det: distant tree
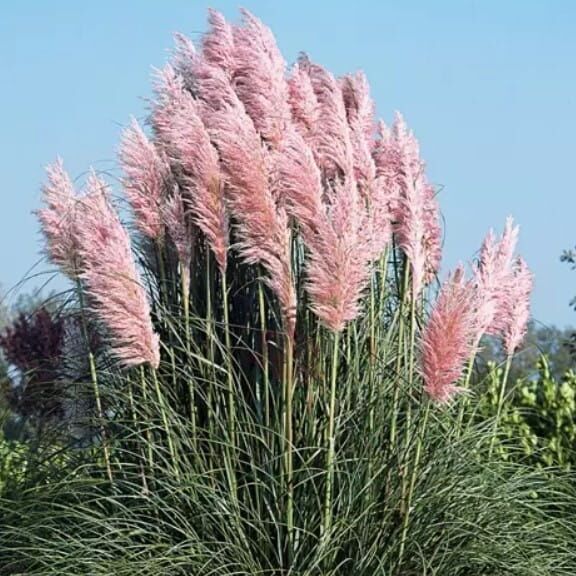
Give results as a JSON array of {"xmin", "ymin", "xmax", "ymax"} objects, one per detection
[
  {"xmin": 475, "ymin": 321, "xmax": 574, "ymax": 384},
  {"xmin": 561, "ymin": 247, "xmax": 576, "ymax": 357}
]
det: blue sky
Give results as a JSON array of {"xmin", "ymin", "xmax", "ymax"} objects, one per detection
[{"xmin": 1, "ymin": 1, "xmax": 575, "ymax": 327}]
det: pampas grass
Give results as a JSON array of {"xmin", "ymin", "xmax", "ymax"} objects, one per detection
[{"xmin": 0, "ymin": 8, "xmax": 571, "ymax": 576}]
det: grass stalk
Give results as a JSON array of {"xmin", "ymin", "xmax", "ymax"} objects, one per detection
[
  {"xmin": 322, "ymin": 329, "xmax": 341, "ymax": 542},
  {"xmin": 283, "ymin": 332, "xmax": 295, "ymax": 561},
  {"xmin": 490, "ymin": 355, "xmax": 512, "ymax": 457},
  {"xmin": 151, "ymin": 367, "xmax": 179, "ymax": 480},
  {"xmin": 221, "ymin": 272, "xmax": 237, "ymax": 497},
  {"xmin": 74, "ymin": 277, "xmax": 113, "ymax": 484}
]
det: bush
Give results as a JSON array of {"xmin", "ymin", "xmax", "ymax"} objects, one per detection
[{"xmin": 478, "ymin": 356, "xmax": 576, "ymax": 470}]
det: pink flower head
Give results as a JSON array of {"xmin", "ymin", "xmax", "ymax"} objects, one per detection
[
  {"xmin": 37, "ymin": 158, "xmax": 79, "ymax": 277},
  {"xmin": 341, "ymin": 74, "xmax": 377, "ymax": 198},
  {"xmin": 273, "ymin": 127, "xmax": 324, "ymax": 235},
  {"xmin": 163, "ymin": 189, "xmax": 195, "ymax": 297},
  {"xmin": 422, "ymin": 184, "xmax": 442, "ymax": 284},
  {"xmin": 305, "ymin": 180, "xmax": 372, "ymax": 332},
  {"xmin": 474, "ymin": 217, "xmax": 519, "ymax": 338},
  {"xmin": 502, "ymin": 257, "xmax": 533, "ymax": 356},
  {"xmin": 202, "ymin": 9, "xmax": 236, "ymax": 78},
  {"xmin": 152, "ymin": 65, "xmax": 189, "ymax": 133},
  {"xmin": 189, "ymin": 56, "xmax": 241, "ymax": 113},
  {"xmin": 119, "ymin": 118, "xmax": 169, "ymax": 240},
  {"xmin": 340, "ymin": 72, "xmax": 374, "ymax": 142},
  {"xmin": 298, "ymin": 55, "xmax": 353, "ymax": 182},
  {"xmin": 206, "ymin": 103, "xmax": 296, "ymax": 337},
  {"xmin": 421, "ymin": 266, "xmax": 478, "ymax": 403},
  {"xmin": 373, "ymin": 120, "xmax": 402, "ymax": 197},
  {"xmin": 155, "ymin": 77, "xmax": 228, "ymax": 271},
  {"xmin": 171, "ymin": 32, "xmax": 197, "ymax": 91},
  {"xmin": 76, "ymin": 172, "xmax": 160, "ymax": 369},
  {"xmin": 392, "ymin": 113, "xmax": 441, "ymax": 297},
  {"xmin": 362, "ymin": 176, "xmax": 395, "ymax": 262},
  {"xmin": 231, "ymin": 9, "xmax": 291, "ymax": 146},
  {"xmin": 287, "ymin": 63, "xmax": 319, "ymax": 141}
]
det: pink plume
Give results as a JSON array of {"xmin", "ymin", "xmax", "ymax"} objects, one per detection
[
  {"xmin": 421, "ymin": 266, "xmax": 478, "ymax": 403},
  {"xmin": 202, "ymin": 10, "xmax": 236, "ymax": 77},
  {"xmin": 340, "ymin": 72, "xmax": 375, "ymax": 141},
  {"xmin": 37, "ymin": 158, "xmax": 79, "ymax": 277},
  {"xmin": 392, "ymin": 113, "xmax": 442, "ymax": 297},
  {"xmin": 305, "ymin": 180, "xmax": 372, "ymax": 332},
  {"xmin": 502, "ymin": 257, "xmax": 533, "ymax": 356},
  {"xmin": 163, "ymin": 189, "xmax": 195, "ymax": 297},
  {"xmin": 189, "ymin": 57, "xmax": 241, "ymax": 112},
  {"xmin": 342, "ymin": 75, "xmax": 377, "ymax": 197},
  {"xmin": 119, "ymin": 118, "xmax": 168, "ymax": 240},
  {"xmin": 231, "ymin": 9, "xmax": 291, "ymax": 146},
  {"xmin": 298, "ymin": 56, "xmax": 354, "ymax": 181},
  {"xmin": 152, "ymin": 65, "xmax": 189, "ymax": 132},
  {"xmin": 76, "ymin": 173, "xmax": 160, "ymax": 369},
  {"xmin": 206, "ymin": 104, "xmax": 296, "ymax": 336},
  {"xmin": 287, "ymin": 63, "xmax": 319, "ymax": 141},
  {"xmin": 155, "ymin": 77, "xmax": 228, "ymax": 271},
  {"xmin": 172, "ymin": 33, "xmax": 197, "ymax": 91},
  {"xmin": 474, "ymin": 217, "xmax": 519, "ymax": 338}
]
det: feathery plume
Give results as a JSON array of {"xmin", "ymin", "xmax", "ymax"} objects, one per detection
[
  {"xmin": 392, "ymin": 113, "xmax": 442, "ymax": 297},
  {"xmin": 188, "ymin": 57, "xmax": 240, "ymax": 112},
  {"xmin": 363, "ymin": 176, "xmax": 395, "ymax": 262},
  {"xmin": 202, "ymin": 9, "xmax": 235, "ymax": 78},
  {"xmin": 172, "ymin": 32, "xmax": 197, "ymax": 91},
  {"xmin": 154, "ymin": 76, "xmax": 228, "ymax": 271},
  {"xmin": 163, "ymin": 189, "xmax": 195, "ymax": 297},
  {"xmin": 340, "ymin": 72, "xmax": 374, "ymax": 141},
  {"xmin": 373, "ymin": 120, "xmax": 401, "ymax": 195},
  {"xmin": 299, "ymin": 56, "xmax": 353, "ymax": 181},
  {"xmin": 273, "ymin": 128, "xmax": 324, "ymax": 237},
  {"xmin": 119, "ymin": 118, "xmax": 168, "ymax": 240},
  {"xmin": 37, "ymin": 158, "xmax": 79, "ymax": 277},
  {"xmin": 287, "ymin": 63, "xmax": 319, "ymax": 141},
  {"xmin": 422, "ymin": 184, "xmax": 442, "ymax": 284},
  {"xmin": 206, "ymin": 103, "xmax": 296, "ymax": 336},
  {"xmin": 474, "ymin": 217, "xmax": 519, "ymax": 337},
  {"xmin": 421, "ymin": 266, "xmax": 478, "ymax": 403},
  {"xmin": 305, "ymin": 180, "xmax": 371, "ymax": 332},
  {"xmin": 274, "ymin": 131, "xmax": 370, "ymax": 331},
  {"xmin": 76, "ymin": 173, "xmax": 160, "ymax": 369},
  {"xmin": 502, "ymin": 257, "xmax": 533, "ymax": 356},
  {"xmin": 232, "ymin": 9, "xmax": 291, "ymax": 146},
  {"xmin": 152, "ymin": 65, "xmax": 189, "ymax": 133}
]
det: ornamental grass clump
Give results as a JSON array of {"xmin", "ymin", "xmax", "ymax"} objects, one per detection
[{"xmin": 2, "ymin": 9, "xmax": 576, "ymax": 576}]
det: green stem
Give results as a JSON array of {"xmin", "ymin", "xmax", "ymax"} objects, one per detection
[
  {"xmin": 151, "ymin": 367, "xmax": 179, "ymax": 480},
  {"xmin": 490, "ymin": 356, "xmax": 512, "ymax": 457},
  {"xmin": 181, "ymin": 272, "xmax": 197, "ymax": 448},
  {"xmin": 398, "ymin": 399, "xmax": 431, "ymax": 568},
  {"xmin": 400, "ymin": 293, "xmax": 417, "ymax": 516},
  {"xmin": 221, "ymin": 272, "xmax": 237, "ymax": 496},
  {"xmin": 258, "ymin": 284, "xmax": 270, "ymax": 433},
  {"xmin": 390, "ymin": 264, "xmax": 410, "ymax": 451},
  {"xmin": 128, "ymin": 378, "xmax": 148, "ymax": 493},
  {"xmin": 206, "ymin": 253, "xmax": 216, "ymax": 434},
  {"xmin": 322, "ymin": 330, "xmax": 341, "ymax": 541},
  {"xmin": 88, "ymin": 352, "xmax": 113, "ymax": 484},
  {"xmin": 75, "ymin": 278, "xmax": 112, "ymax": 484},
  {"xmin": 140, "ymin": 366, "xmax": 154, "ymax": 477},
  {"xmin": 284, "ymin": 333, "xmax": 295, "ymax": 561},
  {"xmin": 456, "ymin": 350, "xmax": 478, "ymax": 436}
]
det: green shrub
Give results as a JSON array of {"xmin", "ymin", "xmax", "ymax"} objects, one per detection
[{"xmin": 478, "ymin": 356, "xmax": 576, "ymax": 470}]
